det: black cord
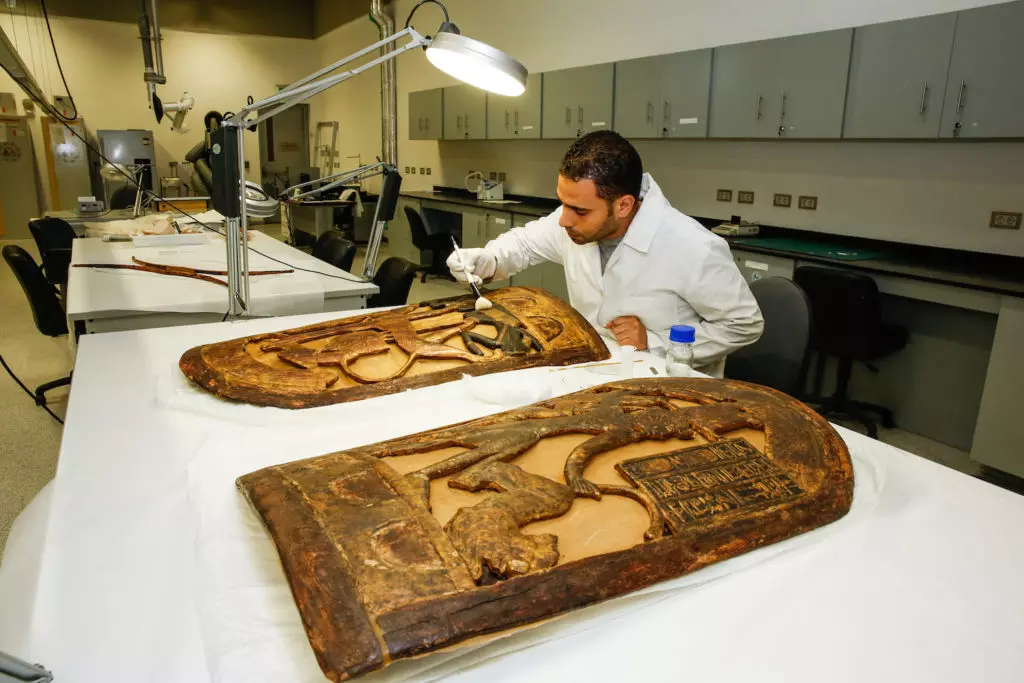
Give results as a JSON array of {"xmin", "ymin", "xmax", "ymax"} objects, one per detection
[
  {"xmin": 0, "ymin": 353, "xmax": 64, "ymax": 425},
  {"xmin": 39, "ymin": 0, "xmax": 77, "ymax": 121},
  {"xmin": 404, "ymin": 0, "xmax": 449, "ymax": 29},
  {"xmin": 0, "ymin": 61, "xmax": 372, "ymax": 289}
]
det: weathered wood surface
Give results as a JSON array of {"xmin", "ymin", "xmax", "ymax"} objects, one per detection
[
  {"xmin": 238, "ymin": 378, "xmax": 854, "ymax": 681},
  {"xmin": 180, "ymin": 287, "xmax": 609, "ymax": 408}
]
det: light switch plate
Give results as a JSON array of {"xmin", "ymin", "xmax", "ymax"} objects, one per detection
[
  {"xmin": 717, "ymin": 189, "xmax": 733, "ymax": 202},
  {"xmin": 798, "ymin": 195, "xmax": 818, "ymax": 210},
  {"xmin": 737, "ymin": 191, "xmax": 755, "ymax": 205},
  {"xmin": 773, "ymin": 193, "xmax": 792, "ymax": 208}
]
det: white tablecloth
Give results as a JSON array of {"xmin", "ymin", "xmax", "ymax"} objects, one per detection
[{"xmin": 1, "ymin": 311, "xmax": 1023, "ymax": 683}]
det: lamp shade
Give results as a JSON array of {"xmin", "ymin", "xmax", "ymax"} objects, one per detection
[{"xmin": 425, "ymin": 31, "xmax": 527, "ymax": 96}]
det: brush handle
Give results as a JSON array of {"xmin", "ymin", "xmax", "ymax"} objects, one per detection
[{"xmin": 449, "ymin": 235, "xmax": 485, "ymax": 299}]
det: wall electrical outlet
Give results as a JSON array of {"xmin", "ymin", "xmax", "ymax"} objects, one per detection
[
  {"xmin": 990, "ymin": 211, "xmax": 1022, "ymax": 230},
  {"xmin": 419, "ymin": 167, "xmax": 426, "ymax": 174},
  {"xmin": 404, "ymin": 166, "xmax": 410, "ymax": 173},
  {"xmin": 737, "ymin": 191, "xmax": 755, "ymax": 205},
  {"xmin": 716, "ymin": 189, "xmax": 733, "ymax": 202},
  {"xmin": 773, "ymin": 193, "xmax": 792, "ymax": 208},
  {"xmin": 798, "ymin": 195, "xmax": 818, "ymax": 210},
  {"xmin": 425, "ymin": 167, "xmax": 431, "ymax": 175},
  {"xmin": 410, "ymin": 167, "xmax": 417, "ymax": 174},
  {"xmin": 498, "ymin": 172, "xmax": 506, "ymax": 182}
]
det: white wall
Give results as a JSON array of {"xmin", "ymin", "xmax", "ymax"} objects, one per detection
[
  {"xmin": 0, "ymin": 13, "xmax": 318, "ymax": 209},
  {"xmin": 305, "ymin": 0, "xmax": 1022, "ymax": 257}
]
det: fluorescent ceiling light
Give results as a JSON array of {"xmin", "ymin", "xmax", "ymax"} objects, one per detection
[{"xmin": 426, "ymin": 31, "xmax": 526, "ymax": 96}]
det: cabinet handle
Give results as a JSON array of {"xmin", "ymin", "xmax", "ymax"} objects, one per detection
[
  {"xmin": 514, "ymin": 111, "xmax": 519, "ymax": 129},
  {"xmin": 418, "ymin": 117, "xmax": 423, "ymax": 131},
  {"xmin": 505, "ymin": 111, "xmax": 510, "ymax": 129},
  {"xmin": 425, "ymin": 118, "xmax": 430, "ymax": 131},
  {"xmin": 465, "ymin": 114, "xmax": 470, "ymax": 137},
  {"xmin": 919, "ymin": 82, "xmax": 929, "ymax": 115},
  {"xmin": 663, "ymin": 101, "xmax": 670, "ymax": 122},
  {"xmin": 646, "ymin": 102, "xmax": 653, "ymax": 123},
  {"xmin": 578, "ymin": 106, "xmax": 584, "ymax": 125},
  {"xmin": 955, "ymin": 79, "xmax": 966, "ymax": 114},
  {"xmin": 457, "ymin": 115, "xmax": 463, "ymax": 129},
  {"xmin": 779, "ymin": 91, "xmax": 788, "ymax": 121},
  {"xmin": 754, "ymin": 93, "xmax": 763, "ymax": 120},
  {"xmin": 565, "ymin": 106, "xmax": 571, "ymax": 125}
]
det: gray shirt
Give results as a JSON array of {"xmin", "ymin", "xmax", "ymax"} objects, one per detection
[{"xmin": 598, "ymin": 236, "xmax": 623, "ymax": 273}]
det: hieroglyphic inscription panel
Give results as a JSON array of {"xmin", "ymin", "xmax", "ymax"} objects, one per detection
[{"xmin": 617, "ymin": 438, "xmax": 805, "ymax": 532}]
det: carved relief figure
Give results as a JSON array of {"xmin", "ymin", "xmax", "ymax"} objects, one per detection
[
  {"xmin": 179, "ymin": 287, "xmax": 609, "ymax": 408},
  {"xmin": 239, "ymin": 378, "xmax": 854, "ymax": 680}
]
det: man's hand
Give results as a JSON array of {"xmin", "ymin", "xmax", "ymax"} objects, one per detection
[
  {"xmin": 446, "ymin": 248, "xmax": 497, "ymax": 285},
  {"xmin": 606, "ymin": 316, "xmax": 648, "ymax": 350}
]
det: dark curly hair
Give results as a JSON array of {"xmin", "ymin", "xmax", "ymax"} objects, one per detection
[{"xmin": 559, "ymin": 130, "xmax": 643, "ymax": 202}]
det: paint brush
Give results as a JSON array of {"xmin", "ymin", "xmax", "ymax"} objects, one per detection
[{"xmin": 449, "ymin": 234, "xmax": 493, "ymax": 311}]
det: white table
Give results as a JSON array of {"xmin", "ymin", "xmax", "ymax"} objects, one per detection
[
  {"xmin": 66, "ymin": 231, "xmax": 377, "ymax": 334},
  {"xmin": 1, "ymin": 312, "xmax": 1022, "ymax": 683}
]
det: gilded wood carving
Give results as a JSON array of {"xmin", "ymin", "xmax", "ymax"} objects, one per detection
[
  {"xmin": 238, "ymin": 378, "xmax": 854, "ymax": 681},
  {"xmin": 180, "ymin": 287, "xmax": 609, "ymax": 408}
]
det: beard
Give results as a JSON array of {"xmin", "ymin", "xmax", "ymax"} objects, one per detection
[{"xmin": 567, "ymin": 212, "xmax": 621, "ymax": 245}]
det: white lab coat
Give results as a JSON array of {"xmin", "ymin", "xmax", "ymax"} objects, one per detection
[{"xmin": 484, "ymin": 173, "xmax": 763, "ymax": 377}]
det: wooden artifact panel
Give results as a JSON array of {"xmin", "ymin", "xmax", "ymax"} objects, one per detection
[
  {"xmin": 239, "ymin": 378, "xmax": 854, "ymax": 681},
  {"xmin": 180, "ymin": 286, "xmax": 608, "ymax": 408}
]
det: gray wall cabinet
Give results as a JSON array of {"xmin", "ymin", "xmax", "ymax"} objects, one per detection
[
  {"xmin": 844, "ymin": 14, "xmax": 957, "ymax": 139},
  {"xmin": 408, "ymin": 89, "xmax": 443, "ymax": 141},
  {"xmin": 710, "ymin": 29, "xmax": 853, "ymax": 139},
  {"xmin": 443, "ymin": 85, "xmax": 487, "ymax": 140},
  {"xmin": 940, "ymin": 1, "xmax": 1024, "ymax": 139},
  {"xmin": 487, "ymin": 73, "xmax": 543, "ymax": 139},
  {"xmin": 615, "ymin": 50, "xmax": 712, "ymax": 139},
  {"xmin": 542, "ymin": 64, "xmax": 614, "ymax": 139}
]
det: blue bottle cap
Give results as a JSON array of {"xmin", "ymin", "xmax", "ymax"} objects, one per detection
[{"xmin": 669, "ymin": 324, "xmax": 695, "ymax": 343}]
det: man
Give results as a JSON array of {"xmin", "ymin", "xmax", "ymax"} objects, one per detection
[{"xmin": 447, "ymin": 131, "xmax": 763, "ymax": 377}]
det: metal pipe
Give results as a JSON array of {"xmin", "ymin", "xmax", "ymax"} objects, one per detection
[
  {"xmin": 149, "ymin": 0, "xmax": 164, "ymax": 78},
  {"xmin": 370, "ymin": 0, "xmax": 398, "ymax": 167}
]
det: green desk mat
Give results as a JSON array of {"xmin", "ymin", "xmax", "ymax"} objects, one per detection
[{"xmin": 731, "ymin": 237, "xmax": 887, "ymax": 261}]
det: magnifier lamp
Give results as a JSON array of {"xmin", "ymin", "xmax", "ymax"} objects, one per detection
[{"xmin": 211, "ymin": 0, "xmax": 527, "ymax": 316}]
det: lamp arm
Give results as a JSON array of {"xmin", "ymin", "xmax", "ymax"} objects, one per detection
[
  {"xmin": 284, "ymin": 161, "xmax": 393, "ymax": 201},
  {"xmin": 231, "ymin": 28, "xmax": 429, "ymax": 128}
]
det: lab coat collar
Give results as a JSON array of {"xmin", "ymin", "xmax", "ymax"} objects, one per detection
[{"xmin": 620, "ymin": 173, "xmax": 665, "ymax": 255}]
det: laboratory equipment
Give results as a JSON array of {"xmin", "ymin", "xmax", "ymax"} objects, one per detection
[
  {"xmin": 666, "ymin": 324, "xmax": 696, "ymax": 376},
  {"xmin": 97, "ymin": 129, "xmax": 156, "ymax": 207},
  {"xmin": 211, "ymin": 0, "xmax": 528, "ymax": 316},
  {"xmin": 712, "ymin": 215, "xmax": 760, "ymax": 237}
]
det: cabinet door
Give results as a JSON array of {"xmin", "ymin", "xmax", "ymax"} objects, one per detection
[
  {"xmin": 661, "ymin": 49, "xmax": 712, "ymax": 138},
  {"xmin": 614, "ymin": 56, "xmax": 664, "ymax": 139},
  {"xmin": 773, "ymin": 29, "xmax": 853, "ymax": 139},
  {"xmin": 508, "ymin": 215, "xmax": 545, "ymax": 289},
  {"xmin": 408, "ymin": 89, "xmax": 442, "ymax": 141},
  {"xmin": 488, "ymin": 73, "xmax": 542, "ymax": 139},
  {"xmin": 940, "ymin": 1, "xmax": 1024, "ymax": 139},
  {"xmin": 460, "ymin": 207, "xmax": 488, "ymax": 248},
  {"xmin": 543, "ymin": 64, "xmax": 614, "ymax": 139},
  {"xmin": 542, "ymin": 68, "xmax": 577, "ymax": 139},
  {"xmin": 709, "ymin": 39, "xmax": 783, "ymax": 138},
  {"xmin": 484, "ymin": 213, "xmax": 512, "ymax": 287},
  {"xmin": 844, "ymin": 14, "xmax": 956, "ymax": 139},
  {"xmin": 443, "ymin": 86, "xmax": 487, "ymax": 140},
  {"xmin": 575, "ymin": 63, "xmax": 615, "ymax": 136}
]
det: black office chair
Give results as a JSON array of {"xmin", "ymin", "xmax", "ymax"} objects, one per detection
[
  {"xmin": 367, "ymin": 257, "xmax": 421, "ymax": 308},
  {"xmin": 725, "ymin": 276, "xmax": 812, "ymax": 396},
  {"xmin": 794, "ymin": 265, "xmax": 908, "ymax": 438},
  {"xmin": 28, "ymin": 217, "xmax": 77, "ymax": 289},
  {"xmin": 2, "ymin": 245, "xmax": 72, "ymax": 410},
  {"xmin": 405, "ymin": 206, "xmax": 454, "ymax": 282},
  {"xmin": 312, "ymin": 231, "xmax": 357, "ymax": 272}
]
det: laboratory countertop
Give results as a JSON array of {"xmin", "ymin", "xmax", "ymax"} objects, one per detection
[
  {"xmin": 720, "ymin": 225, "xmax": 1024, "ymax": 298},
  {"xmin": 400, "ymin": 189, "xmax": 1024, "ymax": 298},
  {"xmin": 401, "ymin": 187, "xmax": 560, "ymax": 217}
]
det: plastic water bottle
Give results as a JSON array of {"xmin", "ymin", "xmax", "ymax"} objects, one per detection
[{"xmin": 666, "ymin": 325, "xmax": 696, "ymax": 377}]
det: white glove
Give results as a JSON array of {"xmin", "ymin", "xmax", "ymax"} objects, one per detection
[{"xmin": 446, "ymin": 247, "xmax": 497, "ymax": 286}]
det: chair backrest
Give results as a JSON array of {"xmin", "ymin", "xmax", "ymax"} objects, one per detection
[
  {"xmin": 724, "ymin": 276, "xmax": 811, "ymax": 395},
  {"xmin": 2, "ymin": 245, "xmax": 69, "ymax": 338},
  {"xmin": 28, "ymin": 217, "xmax": 76, "ymax": 286},
  {"xmin": 313, "ymin": 231, "xmax": 357, "ymax": 272},
  {"xmin": 793, "ymin": 265, "xmax": 883, "ymax": 358},
  {"xmin": 367, "ymin": 257, "xmax": 420, "ymax": 308},
  {"xmin": 404, "ymin": 206, "xmax": 432, "ymax": 250}
]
